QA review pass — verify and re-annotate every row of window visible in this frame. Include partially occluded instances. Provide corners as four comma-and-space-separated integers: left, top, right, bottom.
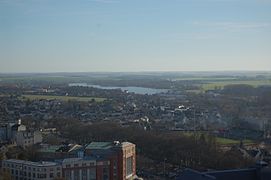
65, 162, 95, 168
3, 168, 61, 178
64, 169, 96, 180
3, 163, 60, 172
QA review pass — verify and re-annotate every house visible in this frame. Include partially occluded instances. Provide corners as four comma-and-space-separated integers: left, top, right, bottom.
15, 130, 42, 148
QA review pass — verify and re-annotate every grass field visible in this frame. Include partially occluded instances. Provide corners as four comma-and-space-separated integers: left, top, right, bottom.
201, 79, 271, 91
21, 94, 106, 102
172, 77, 238, 81
215, 137, 253, 145
178, 132, 254, 145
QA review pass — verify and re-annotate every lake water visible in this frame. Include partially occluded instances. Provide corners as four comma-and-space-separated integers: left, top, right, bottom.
69, 83, 168, 95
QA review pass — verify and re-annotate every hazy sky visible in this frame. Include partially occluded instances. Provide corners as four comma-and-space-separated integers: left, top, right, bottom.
0, 0, 271, 73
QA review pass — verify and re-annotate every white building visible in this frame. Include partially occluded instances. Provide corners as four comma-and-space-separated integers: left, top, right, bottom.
1, 159, 62, 180
15, 130, 43, 148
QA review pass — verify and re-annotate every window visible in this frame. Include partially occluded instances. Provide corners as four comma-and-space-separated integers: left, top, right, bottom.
113, 161, 117, 170
39, 174, 46, 178
89, 168, 96, 180
74, 169, 79, 180
64, 170, 71, 178
82, 169, 87, 180
50, 173, 54, 178
126, 156, 133, 176
90, 162, 95, 166
103, 167, 109, 180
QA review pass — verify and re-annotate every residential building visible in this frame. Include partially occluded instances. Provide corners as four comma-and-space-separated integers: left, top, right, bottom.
58, 157, 109, 180
84, 141, 136, 180
1, 141, 137, 180
0, 120, 42, 148
1, 159, 62, 180
37, 144, 83, 160
15, 130, 42, 148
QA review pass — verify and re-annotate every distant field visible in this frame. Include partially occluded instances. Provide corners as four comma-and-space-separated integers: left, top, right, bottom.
178, 132, 254, 145
201, 80, 271, 91
215, 137, 253, 145
21, 94, 106, 102
172, 77, 238, 81
0, 76, 86, 84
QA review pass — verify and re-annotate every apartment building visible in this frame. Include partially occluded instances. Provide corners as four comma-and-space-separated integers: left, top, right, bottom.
1, 159, 62, 180
1, 141, 137, 180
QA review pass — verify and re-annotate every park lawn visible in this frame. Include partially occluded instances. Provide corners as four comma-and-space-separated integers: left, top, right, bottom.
179, 132, 254, 145
215, 137, 239, 145
21, 94, 106, 102
216, 137, 254, 145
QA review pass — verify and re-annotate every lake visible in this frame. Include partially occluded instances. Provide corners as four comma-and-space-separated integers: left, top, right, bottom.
69, 83, 168, 95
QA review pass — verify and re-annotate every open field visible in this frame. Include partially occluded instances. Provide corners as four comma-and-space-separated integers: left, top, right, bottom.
178, 132, 254, 145
215, 137, 253, 145
21, 94, 106, 102
201, 79, 271, 91
172, 77, 238, 81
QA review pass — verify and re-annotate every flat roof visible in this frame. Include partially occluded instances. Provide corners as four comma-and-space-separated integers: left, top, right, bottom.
120, 142, 135, 147
85, 141, 135, 150
38, 145, 62, 153
60, 157, 96, 164
85, 142, 113, 150
3, 159, 59, 167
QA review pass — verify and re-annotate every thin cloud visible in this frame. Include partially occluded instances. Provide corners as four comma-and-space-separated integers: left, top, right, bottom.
168, 32, 218, 41
89, 0, 119, 3
192, 21, 271, 31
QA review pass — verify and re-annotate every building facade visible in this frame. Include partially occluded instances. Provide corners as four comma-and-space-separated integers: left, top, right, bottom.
0, 120, 42, 148
1, 159, 62, 180
1, 141, 137, 180
85, 141, 136, 180
15, 130, 42, 148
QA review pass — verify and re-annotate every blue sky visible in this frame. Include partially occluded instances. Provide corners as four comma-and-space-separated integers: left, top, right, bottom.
0, 0, 271, 72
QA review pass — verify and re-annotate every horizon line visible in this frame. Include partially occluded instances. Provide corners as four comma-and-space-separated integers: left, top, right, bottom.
0, 70, 271, 75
